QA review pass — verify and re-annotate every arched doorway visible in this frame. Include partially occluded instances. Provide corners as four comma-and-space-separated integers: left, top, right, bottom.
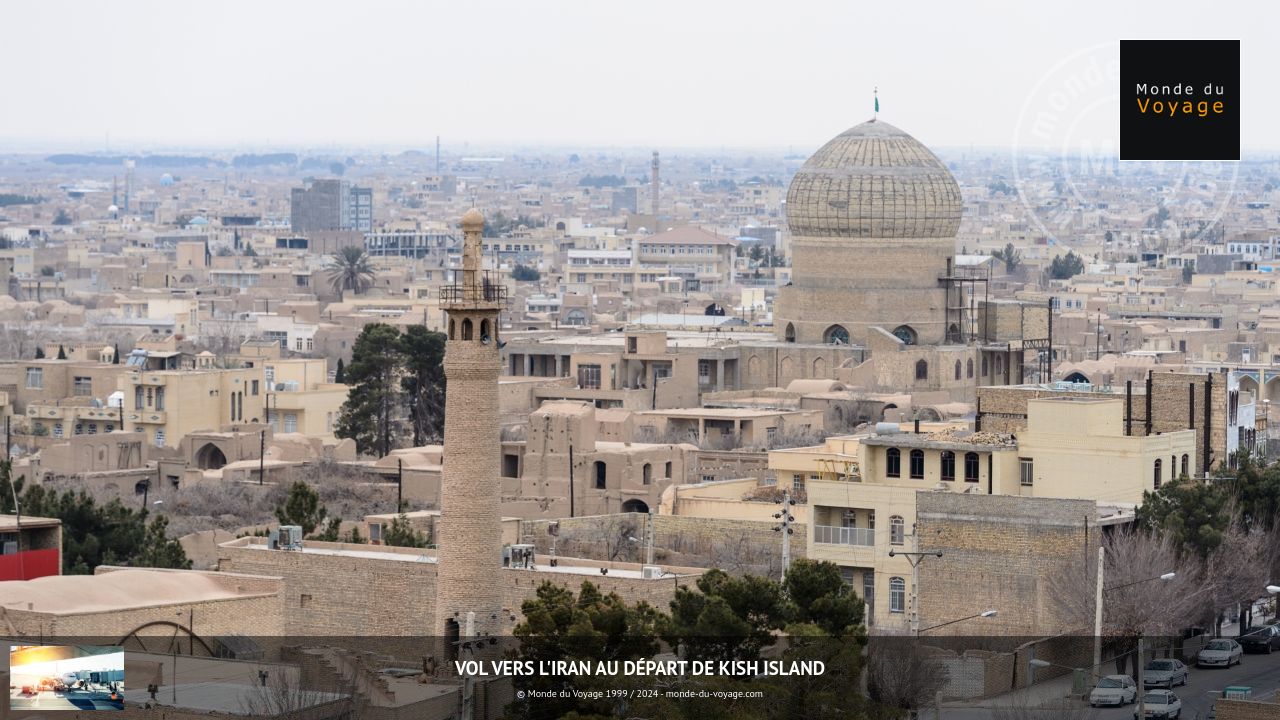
622, 499, 649, 514
1064, 371, 1090, 384
195, 443, 227, 470
784, 323, 796, 343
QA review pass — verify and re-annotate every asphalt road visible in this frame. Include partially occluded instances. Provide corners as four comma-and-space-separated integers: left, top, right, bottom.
940, 650, 1280, 719
9, 688, 125, 711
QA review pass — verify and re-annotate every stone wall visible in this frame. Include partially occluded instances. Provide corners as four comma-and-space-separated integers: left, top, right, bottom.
915, 493, 1098, 638
1217, 698, 1280, 720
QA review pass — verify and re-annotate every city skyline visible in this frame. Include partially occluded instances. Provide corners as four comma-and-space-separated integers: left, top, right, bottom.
4, 0, 1277, 152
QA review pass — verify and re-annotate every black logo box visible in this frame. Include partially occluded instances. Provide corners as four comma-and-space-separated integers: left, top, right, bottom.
1120, 39, 1239, 161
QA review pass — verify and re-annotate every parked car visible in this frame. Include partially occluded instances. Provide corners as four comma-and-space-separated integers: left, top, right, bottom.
1197, 638, 1243, 667
1135, 690, 1182, 719
1143, 659, 1188, 688
1091, 674, 1138, 706
1237, 624, 1280, 654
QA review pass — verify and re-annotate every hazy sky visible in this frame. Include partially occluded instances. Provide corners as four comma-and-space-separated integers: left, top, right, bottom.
4, 0, 1275, 152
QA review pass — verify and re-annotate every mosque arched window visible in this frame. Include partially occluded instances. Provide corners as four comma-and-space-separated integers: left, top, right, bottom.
784, 323, 796, 343
915, 360, 928, 381
892, 325, 918, 345
824, 325, 850, 345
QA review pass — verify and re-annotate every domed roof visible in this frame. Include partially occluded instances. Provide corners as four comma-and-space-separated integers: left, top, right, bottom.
786, 120, 961, 239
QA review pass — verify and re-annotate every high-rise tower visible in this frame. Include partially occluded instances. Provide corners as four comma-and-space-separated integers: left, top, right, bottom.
435, 208, 507, 651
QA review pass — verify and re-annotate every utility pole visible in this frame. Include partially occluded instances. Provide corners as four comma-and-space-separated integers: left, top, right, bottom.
1093, 545, 1105, 685
773, 488, 795, 582
645, 510, 655, 566
258, 430, 265, 485
888, 524, 944, 636
1136, 636, 1145, 719
397, 458, 404, 511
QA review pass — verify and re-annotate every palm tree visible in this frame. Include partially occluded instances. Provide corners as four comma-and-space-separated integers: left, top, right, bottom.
327, 246, 375, 295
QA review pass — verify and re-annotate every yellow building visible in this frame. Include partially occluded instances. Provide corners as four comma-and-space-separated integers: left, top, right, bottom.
121, 366, 265, 449
760, 397, 1194, 630
260, 357, 349, 438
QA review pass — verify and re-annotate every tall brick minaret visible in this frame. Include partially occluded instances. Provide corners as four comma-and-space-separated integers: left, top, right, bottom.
436, 208, 505, 648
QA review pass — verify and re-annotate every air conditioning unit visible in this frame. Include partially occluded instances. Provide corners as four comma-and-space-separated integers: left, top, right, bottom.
642, 565, 663, 580
278, 525, 303, 550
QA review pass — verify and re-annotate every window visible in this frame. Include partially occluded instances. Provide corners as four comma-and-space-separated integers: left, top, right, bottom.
967, 359, 974, 379
886, 448, 901, 478
594, 461, 607, 489
1020, 457, 1034, 486
982, 355, 989, 376
53, 423, 63, 438
642, 463, 652, 485
265, 366, 276, 384
369, 523, 383, 543
915, 360, 928, 380
155, 429, 166, 448
940, 451, 956, 481
284, 413, 298, 433
909, 449, 924, 479
251, 380, 260, 396
1153, 459, 1162, 490
25, 368, 42, 389
1181, 454, 1189, 478
73, 376, 92, 396
295, 338, 303, 351
840, 566, 856, 586
155, 387, 165, 411
793, 474, 806, 493
135, 386, 144, 409
698, 360, 713, 384
889, 515, 905, 545
578, 364, 602, 390
665, 461, 672, 479
889, 577, 905, 613
965, 452, 980, 482
824, 325, 849, 345
954, 361, 962, 381
74, 423, 83, 435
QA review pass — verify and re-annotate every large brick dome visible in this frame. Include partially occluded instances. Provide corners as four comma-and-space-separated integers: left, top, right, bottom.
786, 120, 962, 239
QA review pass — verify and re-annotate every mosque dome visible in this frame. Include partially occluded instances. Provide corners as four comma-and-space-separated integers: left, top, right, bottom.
159, 173, 175, 186
786, 119, 962, 239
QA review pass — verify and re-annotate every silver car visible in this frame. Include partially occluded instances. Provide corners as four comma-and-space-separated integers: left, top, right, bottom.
1135, 690, 1182, 719
1197, 638, 1243, 668
1143, 658, 1188, 688
1090, 674, 1138, 706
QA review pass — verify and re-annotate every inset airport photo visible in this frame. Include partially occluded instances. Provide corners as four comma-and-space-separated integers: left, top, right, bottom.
9, 645, 125, 711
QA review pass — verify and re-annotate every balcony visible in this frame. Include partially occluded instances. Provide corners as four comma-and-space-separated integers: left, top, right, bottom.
814, 525, 875, 547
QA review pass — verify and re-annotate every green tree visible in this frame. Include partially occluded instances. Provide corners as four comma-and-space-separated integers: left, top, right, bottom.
243, 242, 257, 257
991, 242, 1022, 273
326, 246, 375, 295
56, 344, 66, 359
783, 559, 865, 636
274, 480, 328, 536
382, 514, 428, 547
113, 343, 121, 364
1135, 477, 1229, 558
511, 264, 540, 282
40, 265, 56, 277
1, 462, 189, 574
334, 357, 346, 384
1219, 452, 1280, 532
52, 208, 72, 225
335, 323, 404, 456
399, 325, 446, 446
663, 568, 789, 662
511, 581, 662, 720
1049, 250, 1086, 280
34, 346, 45, 359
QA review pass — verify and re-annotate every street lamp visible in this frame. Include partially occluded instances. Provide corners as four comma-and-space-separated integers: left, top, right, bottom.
916, 609, 997, 637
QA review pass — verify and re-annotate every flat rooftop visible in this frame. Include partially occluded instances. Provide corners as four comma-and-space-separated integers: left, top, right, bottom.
0, 569, 272, 614
0, 514, 61, 531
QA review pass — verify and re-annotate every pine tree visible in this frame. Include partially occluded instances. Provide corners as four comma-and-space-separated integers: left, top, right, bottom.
274, 480, 328, 536
113, 342, 121, 364
34, 347, 44, 359
334, 324, 404, 456
56, 344, 66, 360
334, 358, 346, 384
399, 326, 446, 446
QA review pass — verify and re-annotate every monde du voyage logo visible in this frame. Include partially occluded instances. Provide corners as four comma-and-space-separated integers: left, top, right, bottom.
1120, 40, 1240, 161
